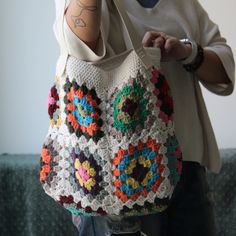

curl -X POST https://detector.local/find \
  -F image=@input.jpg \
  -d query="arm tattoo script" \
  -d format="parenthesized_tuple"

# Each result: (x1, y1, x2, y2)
(71, 0, 98, 28)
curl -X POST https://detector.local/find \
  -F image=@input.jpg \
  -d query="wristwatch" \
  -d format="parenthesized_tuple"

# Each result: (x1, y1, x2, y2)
(179, 38, 198, 65)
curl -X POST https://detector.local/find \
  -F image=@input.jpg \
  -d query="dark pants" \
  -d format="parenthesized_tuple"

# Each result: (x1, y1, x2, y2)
(72, 161, 217, 236)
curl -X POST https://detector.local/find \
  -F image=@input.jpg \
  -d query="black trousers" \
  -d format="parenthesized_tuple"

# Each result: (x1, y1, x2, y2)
(139, 161, 217, 236)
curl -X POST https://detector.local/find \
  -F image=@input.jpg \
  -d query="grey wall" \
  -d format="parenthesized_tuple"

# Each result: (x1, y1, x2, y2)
(0, 0, 235, 154)
(0, 0, 59, 154)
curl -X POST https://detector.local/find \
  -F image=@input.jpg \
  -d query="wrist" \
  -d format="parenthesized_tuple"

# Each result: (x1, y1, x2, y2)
(178, 38, 204, 72)
(179, 38, 198, 64)
(181, 44, 192, 61)
(183, 44, 204, 72)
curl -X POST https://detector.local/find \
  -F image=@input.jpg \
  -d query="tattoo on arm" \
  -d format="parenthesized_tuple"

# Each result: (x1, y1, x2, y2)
(71, 15, 86, 27)
(71, 0, 98, 28)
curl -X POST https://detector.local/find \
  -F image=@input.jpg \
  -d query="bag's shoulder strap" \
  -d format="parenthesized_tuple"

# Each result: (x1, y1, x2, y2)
(57, 0, 153, 74)
(113, 0, 152, 68)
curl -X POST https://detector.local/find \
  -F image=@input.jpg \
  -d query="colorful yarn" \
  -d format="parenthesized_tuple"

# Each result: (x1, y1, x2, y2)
(113, 137, 165, 203)
(150, 68, 174, 123)
(113, 81, 150, 133)
(40, 140, 58, 184)
(120, 197, 169, 216)
(41, 54, 183, 216)
(47, 84, 61, 127)
(64, 79, 104, 143)
(65, 202, 107, 216)
(165, 135, 182, 185)
(71, 149, 103, 196)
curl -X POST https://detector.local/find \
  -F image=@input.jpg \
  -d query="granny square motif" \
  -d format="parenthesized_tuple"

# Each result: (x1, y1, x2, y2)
(40, 50, 182, 216)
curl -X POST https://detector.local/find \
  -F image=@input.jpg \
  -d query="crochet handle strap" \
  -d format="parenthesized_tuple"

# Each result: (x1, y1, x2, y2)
(58, 0, 153, 74)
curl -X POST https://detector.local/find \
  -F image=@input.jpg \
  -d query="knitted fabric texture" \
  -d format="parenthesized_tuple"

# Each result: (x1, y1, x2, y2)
(40, 49, 182, 216)
(47, 80, 62, 127)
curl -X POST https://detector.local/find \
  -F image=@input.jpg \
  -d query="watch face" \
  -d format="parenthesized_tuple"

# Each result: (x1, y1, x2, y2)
(180, 38, 190, 44)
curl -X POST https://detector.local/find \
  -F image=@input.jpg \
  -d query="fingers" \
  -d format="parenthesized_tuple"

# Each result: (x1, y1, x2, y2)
(142, 31, 163, 47)
(142, 31, 172, 49)
(142, 31, 184, 61)
(164, 37, 178, 52)
(152, 36, 166, 48)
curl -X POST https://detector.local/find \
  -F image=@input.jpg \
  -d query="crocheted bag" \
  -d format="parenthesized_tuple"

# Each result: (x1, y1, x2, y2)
(40, 0, 182, 216)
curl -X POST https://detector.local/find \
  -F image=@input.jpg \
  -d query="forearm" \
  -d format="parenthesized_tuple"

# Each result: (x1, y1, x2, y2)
(65, 0, 102, 51)
(195, 49, 231, 84)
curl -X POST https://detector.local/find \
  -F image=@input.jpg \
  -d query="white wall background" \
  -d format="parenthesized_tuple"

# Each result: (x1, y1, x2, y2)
(0, 0, 58, 154)
(199, 0, 236, 148)
(0, 0, 235, 154)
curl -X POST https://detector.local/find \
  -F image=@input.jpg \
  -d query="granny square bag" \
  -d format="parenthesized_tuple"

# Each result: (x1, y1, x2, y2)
(40, 0, 182, 216)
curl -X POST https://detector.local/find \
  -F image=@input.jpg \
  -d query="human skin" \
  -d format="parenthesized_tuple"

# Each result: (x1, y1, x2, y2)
(65, 0, 102, 50)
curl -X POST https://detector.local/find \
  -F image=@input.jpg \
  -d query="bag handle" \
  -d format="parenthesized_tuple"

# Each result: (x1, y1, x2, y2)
(113, 0, 152, 68)
(58, 0, 153, 72)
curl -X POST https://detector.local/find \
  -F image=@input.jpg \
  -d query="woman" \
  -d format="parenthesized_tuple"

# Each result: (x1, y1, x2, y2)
(53, 0, 235, 235)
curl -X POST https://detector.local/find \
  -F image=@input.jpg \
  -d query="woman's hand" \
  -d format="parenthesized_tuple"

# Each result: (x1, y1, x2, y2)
(142, 31, 192, 62)
(142, 31, 230, 85)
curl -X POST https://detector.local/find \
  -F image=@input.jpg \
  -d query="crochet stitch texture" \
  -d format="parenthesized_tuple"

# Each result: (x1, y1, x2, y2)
(40, 50, 182, 216)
